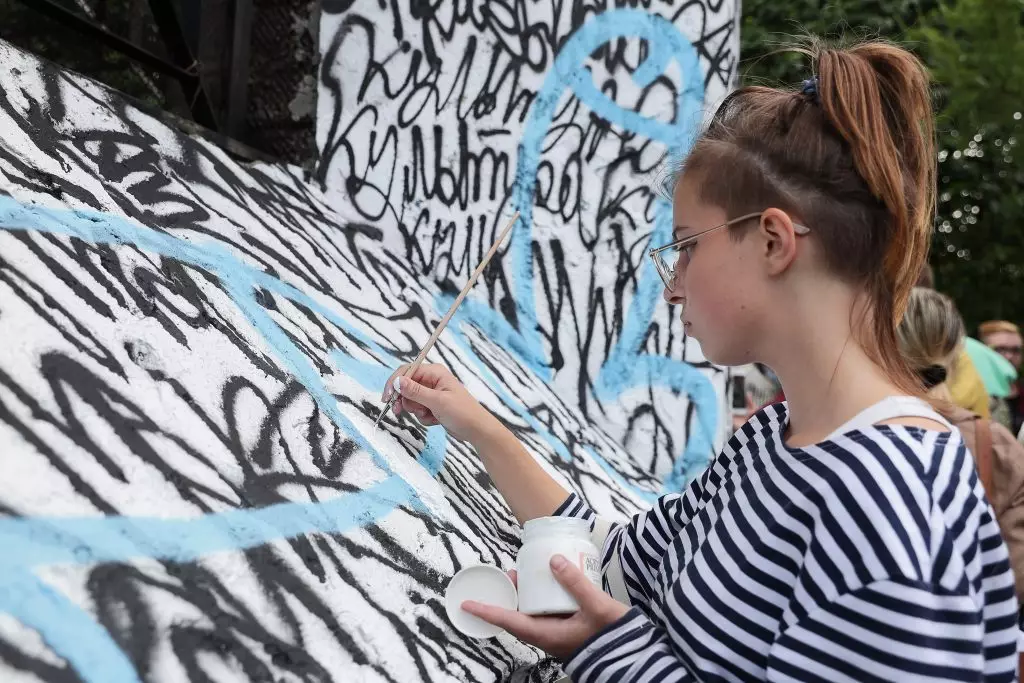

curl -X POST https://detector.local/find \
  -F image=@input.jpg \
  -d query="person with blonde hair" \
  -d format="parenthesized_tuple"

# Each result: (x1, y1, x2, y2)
(899, 287, 1024, 669)
(915, 263, 992, 417)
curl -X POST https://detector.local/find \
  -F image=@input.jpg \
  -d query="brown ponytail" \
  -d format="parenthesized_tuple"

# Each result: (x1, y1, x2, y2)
(681, 39, 936, 393)
(817, 43, 936, 330)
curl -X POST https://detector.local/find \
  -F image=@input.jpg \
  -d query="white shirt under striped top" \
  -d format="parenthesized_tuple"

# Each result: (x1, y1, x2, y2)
(555, 397, 1019, 682)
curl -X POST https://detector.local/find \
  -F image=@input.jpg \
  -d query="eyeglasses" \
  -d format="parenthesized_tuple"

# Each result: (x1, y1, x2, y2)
(648, 211, 811, 289)
(993, 345, 1023, 356)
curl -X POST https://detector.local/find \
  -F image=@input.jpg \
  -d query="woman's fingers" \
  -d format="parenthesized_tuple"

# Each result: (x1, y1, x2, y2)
(382, 363, 455, 402)
(460, 601, 545, 643)
(550, 555, 608, 615)
(382, 364, 411, 401)
(390, 397, 439, 426)
(408, 363, 451, 387)
(407, 405, 436, 426)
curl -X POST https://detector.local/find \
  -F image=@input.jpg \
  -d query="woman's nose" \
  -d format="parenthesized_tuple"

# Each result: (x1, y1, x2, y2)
(663, 277, 684, 305)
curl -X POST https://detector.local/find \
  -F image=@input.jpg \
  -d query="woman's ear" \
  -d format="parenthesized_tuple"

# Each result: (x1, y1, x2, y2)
(758, 208, 800, 276)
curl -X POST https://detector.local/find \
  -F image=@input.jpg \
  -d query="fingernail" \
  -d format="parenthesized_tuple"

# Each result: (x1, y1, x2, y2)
(393, 377, 402, 394)
(550, 554, 567, 570)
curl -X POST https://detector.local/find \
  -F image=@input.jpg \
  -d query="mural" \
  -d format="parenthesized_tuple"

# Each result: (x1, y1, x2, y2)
(318, 1, 738, 485)
(0, 0, 738, 681)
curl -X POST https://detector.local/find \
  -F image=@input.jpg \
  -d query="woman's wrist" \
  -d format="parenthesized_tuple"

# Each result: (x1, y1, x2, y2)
(469, 411, 511, 451)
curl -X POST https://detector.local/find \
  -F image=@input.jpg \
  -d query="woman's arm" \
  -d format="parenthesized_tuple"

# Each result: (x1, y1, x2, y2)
(385, 363, 569, 524)
(470, 419, 572, 524)
(387, 362, 722, 597)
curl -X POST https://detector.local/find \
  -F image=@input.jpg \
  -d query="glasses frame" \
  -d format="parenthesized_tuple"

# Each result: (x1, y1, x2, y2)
(648, 211, 811, 289)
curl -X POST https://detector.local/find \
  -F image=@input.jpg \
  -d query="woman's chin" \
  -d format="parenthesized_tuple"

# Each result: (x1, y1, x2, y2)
(692, 338, 743, 368)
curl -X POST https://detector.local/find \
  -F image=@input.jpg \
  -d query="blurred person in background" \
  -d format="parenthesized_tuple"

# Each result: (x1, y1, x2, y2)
(981, 320, 1024, 435)
(916, 264, 991, 418)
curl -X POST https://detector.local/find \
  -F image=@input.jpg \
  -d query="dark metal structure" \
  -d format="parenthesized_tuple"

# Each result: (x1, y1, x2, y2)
(6, 0, 316, 163)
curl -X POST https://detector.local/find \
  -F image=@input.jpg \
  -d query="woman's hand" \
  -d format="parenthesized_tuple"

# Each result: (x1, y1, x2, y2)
(382, 363, 500, 443)
(461, 555, 629, 660)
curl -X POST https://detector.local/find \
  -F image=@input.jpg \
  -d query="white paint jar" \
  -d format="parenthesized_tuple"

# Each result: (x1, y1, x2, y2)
(516, 516, 601, 615)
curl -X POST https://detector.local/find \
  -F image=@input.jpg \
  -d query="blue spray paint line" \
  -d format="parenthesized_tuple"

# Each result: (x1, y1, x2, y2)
(0, 196, 395, 474)
(500, 8, 705, 374)
(0, 475, 424, 683)
(0, 476, 423, 569)
(0, 196, 454, 682)
(330, 351, 397, 398)
(3, 570, 142, 683)
(595, 201, 720, 490)
(493, 9, 718, 489)
(438, 294, 572, 462)
(456, 297, 549, 379)
(438, 294, 664, 505)
(595, 201, 676, 395)
(613, 354, 718, 493)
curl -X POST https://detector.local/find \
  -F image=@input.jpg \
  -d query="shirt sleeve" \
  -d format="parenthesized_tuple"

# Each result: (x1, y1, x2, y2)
(553, 461, 717, 610)
(562, 606, 695, 683)
(766, 577, 1017, 682)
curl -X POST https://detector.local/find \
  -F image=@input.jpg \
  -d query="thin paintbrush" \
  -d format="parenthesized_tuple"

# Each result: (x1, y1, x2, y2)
(374, 210, 520, 430)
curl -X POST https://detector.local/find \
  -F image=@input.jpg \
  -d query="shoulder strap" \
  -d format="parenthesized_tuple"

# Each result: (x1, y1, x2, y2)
(827, 396, 953, 440)
(975, 416, 995, 498)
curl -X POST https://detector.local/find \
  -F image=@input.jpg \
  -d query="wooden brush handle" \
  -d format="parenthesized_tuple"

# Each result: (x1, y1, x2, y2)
(400, 210, 519, 379)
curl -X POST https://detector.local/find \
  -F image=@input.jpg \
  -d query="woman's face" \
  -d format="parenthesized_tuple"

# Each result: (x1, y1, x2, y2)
(664, 179, 767, 366)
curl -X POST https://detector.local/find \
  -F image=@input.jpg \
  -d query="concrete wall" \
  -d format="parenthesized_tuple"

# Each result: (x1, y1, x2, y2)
(0, 2, 739, 681)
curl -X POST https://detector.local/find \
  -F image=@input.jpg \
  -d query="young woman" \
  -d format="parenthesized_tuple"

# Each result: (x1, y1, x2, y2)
(384, 41, 1018, 681)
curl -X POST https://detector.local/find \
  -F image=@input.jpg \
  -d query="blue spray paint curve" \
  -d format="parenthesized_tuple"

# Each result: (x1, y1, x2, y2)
(463, 8, 719, 488)
(0, 196, 394, 473)
(594, 202, 719, 491)
(0, 477, 432, 683)
(0, 11, 716, 680)
(0, 475, 429, 570)
(437, 293, 658, 505)
(0, 195, 450, 683)
(4, 569, 141, 683)
(462, 9, 706, 378)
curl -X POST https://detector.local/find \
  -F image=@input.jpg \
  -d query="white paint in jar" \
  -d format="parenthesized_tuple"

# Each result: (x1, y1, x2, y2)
(516, 516, 601, 615)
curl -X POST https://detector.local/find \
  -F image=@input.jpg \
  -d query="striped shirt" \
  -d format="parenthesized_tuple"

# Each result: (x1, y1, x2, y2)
(556, 400, 1019, 681)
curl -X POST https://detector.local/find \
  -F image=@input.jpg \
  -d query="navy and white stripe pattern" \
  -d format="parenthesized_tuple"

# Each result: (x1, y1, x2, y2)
(556, 402, 1019, 681)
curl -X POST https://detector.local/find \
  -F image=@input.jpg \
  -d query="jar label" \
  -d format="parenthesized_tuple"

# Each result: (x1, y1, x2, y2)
(581, 553, 601, 585)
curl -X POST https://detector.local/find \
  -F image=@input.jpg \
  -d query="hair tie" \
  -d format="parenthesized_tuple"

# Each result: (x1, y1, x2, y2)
(801, 76, 819, 101)
(920, 364, 948, 390)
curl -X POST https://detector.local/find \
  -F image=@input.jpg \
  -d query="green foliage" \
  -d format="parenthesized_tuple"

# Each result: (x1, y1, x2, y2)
(910, 0, 1024, 130)
(740, 0, 937, 84)
(910, 0, 1024, 332)
(741, 0, 1024, 331)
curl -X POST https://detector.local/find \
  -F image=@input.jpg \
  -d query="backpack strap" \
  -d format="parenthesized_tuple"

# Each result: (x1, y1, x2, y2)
(975, 415, 995, 499)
